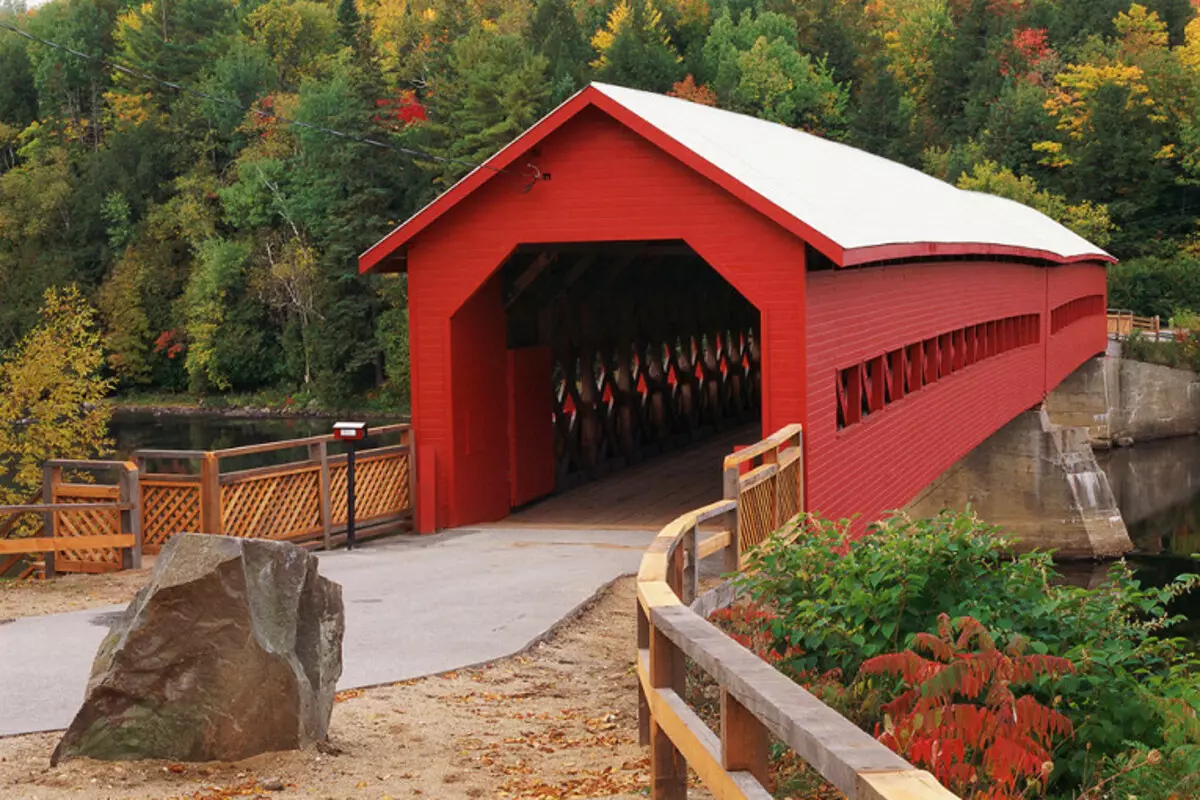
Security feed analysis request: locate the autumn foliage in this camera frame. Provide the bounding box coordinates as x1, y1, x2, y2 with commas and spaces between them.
860, 614, 1075, 798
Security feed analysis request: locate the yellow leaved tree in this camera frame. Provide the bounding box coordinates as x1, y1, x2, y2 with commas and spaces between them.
0, 286, 114, 505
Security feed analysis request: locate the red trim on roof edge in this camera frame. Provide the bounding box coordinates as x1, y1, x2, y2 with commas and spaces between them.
359, 88, 599, 273
842, 241, 1117, 267
358, 84, 1116, 274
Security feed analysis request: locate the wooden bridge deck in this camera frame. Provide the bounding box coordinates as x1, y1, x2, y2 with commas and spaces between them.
499, 425, 757, 530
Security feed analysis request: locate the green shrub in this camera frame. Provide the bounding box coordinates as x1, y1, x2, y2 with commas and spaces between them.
734, 511, 1199, 792
1123, 329, 1200, 372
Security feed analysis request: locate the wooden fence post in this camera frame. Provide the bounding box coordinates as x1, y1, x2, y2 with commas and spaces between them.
682, 523, 698, 606
722, 465, 740, 574
199, 453, 221, 534
118, 464, 143, 570
637, 601, 651, 746
41, 465, 59, 578
721, 687, 770, 787
794, 430, 805, 516
310, 441, 332, 550
406, 427, 418, 528
650, 622, 688, 800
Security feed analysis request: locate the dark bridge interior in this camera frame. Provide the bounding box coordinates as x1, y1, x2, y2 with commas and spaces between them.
499, 240, 761, 515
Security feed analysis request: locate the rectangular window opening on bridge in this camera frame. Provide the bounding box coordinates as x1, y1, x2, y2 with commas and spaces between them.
1051, 294, 1105, 335
836, 312, 1042, 431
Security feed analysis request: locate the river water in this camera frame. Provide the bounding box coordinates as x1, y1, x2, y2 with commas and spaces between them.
107, 410, 404, 471
109, 411, 374, 456
1097, 436, 1200, 641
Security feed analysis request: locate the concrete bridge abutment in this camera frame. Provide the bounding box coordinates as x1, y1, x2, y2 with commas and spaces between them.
906, 408, 1133, 560
1044, 352, 1200, 447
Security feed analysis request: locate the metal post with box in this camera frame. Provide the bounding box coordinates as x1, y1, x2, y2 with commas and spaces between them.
332, 422, 367, 550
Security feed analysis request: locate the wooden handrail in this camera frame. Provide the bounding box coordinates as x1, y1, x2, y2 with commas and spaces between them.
0, 503, 132, 513
721, 423, 802, 470
208, 423, 409, 461
133, 449, 208, 461
636, 424, 957, 800
44, 459, 138, 472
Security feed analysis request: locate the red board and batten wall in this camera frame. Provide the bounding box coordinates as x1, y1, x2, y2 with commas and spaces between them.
362, 87, 1110, 533
803, 261, 1107, 527
398, 106, 808, 532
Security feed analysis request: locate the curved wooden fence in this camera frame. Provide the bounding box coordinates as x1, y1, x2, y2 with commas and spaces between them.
635, 424, 957, 800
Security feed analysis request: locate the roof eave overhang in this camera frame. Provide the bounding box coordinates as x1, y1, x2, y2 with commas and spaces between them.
842, 241, 1118, 267
357, 85, 1117, 275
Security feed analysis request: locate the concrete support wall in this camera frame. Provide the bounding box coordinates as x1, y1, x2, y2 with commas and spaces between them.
907, 409, 1132, 559
1045, 355, 1200, 445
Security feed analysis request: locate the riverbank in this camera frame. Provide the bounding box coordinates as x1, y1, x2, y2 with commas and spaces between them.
106, 390, 409, 420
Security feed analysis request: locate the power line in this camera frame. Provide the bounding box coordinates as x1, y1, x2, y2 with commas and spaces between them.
0, 19, 520, 178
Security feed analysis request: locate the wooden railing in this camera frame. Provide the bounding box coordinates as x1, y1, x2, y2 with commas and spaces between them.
1107, 309, 1161, 337
134, 424, 415, 553
636, 424, 957, 800
0, 460, 141, 579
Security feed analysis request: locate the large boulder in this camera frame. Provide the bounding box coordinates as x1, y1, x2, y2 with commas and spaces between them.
52, 534, 344, 764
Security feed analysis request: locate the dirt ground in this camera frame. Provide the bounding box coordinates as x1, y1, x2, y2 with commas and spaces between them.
0, 566, 151, 620
0, 577, 665, 800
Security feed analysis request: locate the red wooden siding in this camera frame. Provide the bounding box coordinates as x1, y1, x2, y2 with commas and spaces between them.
1046, 265, 1109, 391
805, 261, 1107, 528
405, 107, 808, 531
507, 346, 556, 508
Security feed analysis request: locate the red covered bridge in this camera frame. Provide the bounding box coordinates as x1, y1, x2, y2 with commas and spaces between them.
359, 83, 1113, 534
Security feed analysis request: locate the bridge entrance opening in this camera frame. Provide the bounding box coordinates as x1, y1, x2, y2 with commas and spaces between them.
496, 240, 762, 527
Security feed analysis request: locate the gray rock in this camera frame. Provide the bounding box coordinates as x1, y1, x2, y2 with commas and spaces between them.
52, 534, 344, 764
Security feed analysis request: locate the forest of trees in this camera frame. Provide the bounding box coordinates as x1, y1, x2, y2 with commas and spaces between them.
1, 0, 1199, 408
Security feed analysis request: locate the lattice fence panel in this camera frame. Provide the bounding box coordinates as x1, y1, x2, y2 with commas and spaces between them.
776, 459, 801, 525
141, 481, 202, 553
330, 452, 409, 525
738, 478, 776, 552
221, 467, 322, 540
53, 489, 121, 567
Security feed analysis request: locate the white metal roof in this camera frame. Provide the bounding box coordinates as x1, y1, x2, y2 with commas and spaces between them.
592, 82, 1112, 264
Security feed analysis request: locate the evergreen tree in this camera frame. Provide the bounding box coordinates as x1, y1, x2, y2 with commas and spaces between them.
422, 27, 552, 187
590, 0, 684, 92
528, 0, 591, 107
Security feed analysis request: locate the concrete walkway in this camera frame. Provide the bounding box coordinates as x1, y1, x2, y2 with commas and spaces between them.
0, 527, 654, 737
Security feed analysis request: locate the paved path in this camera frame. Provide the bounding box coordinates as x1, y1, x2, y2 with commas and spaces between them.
0, 527, 654, 737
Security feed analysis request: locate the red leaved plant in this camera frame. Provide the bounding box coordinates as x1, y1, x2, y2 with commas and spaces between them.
859, 614, 1075, 799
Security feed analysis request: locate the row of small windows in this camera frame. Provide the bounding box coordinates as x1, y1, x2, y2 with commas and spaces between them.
1050, 294, 1105, 335
836, 314, 1042, 431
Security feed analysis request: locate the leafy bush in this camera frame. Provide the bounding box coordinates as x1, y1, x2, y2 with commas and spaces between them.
861, 614, 1075, 799
731, 511, 1200, 794
1122, 312, 1200, 372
